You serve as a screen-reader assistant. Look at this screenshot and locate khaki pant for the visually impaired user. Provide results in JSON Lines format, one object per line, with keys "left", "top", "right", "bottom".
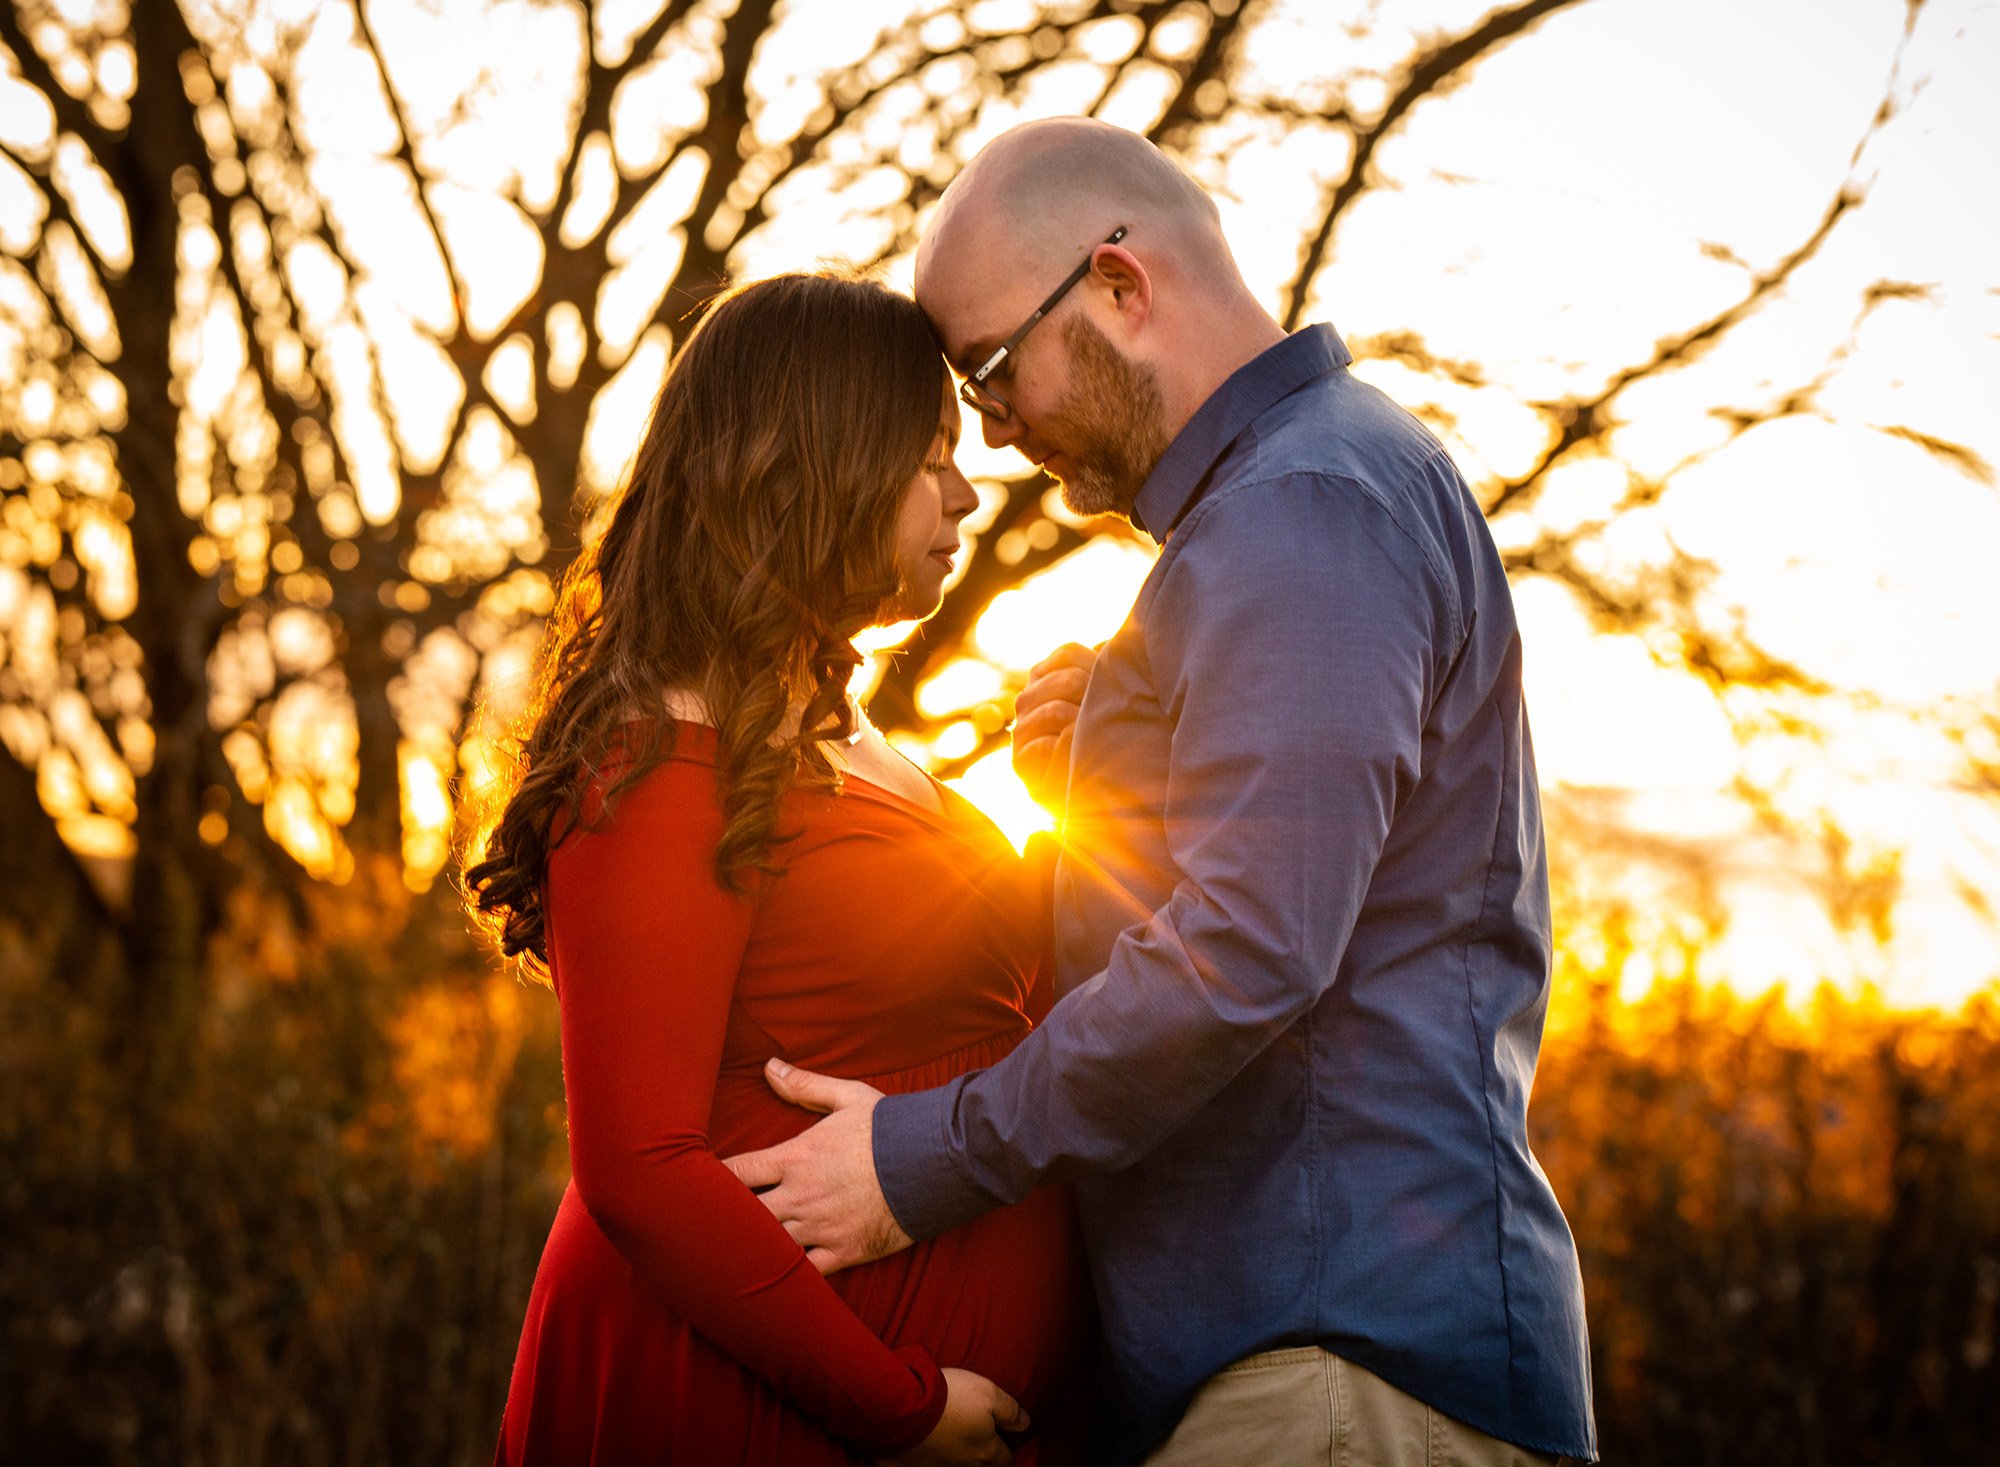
{"left": 1142, "top": 1347, "right": 1562, "bottom": 1467}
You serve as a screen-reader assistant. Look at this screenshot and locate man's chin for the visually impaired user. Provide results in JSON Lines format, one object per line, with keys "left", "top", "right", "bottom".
{"left": 1053, "top": 467, "right": 1137, "bottom": 521}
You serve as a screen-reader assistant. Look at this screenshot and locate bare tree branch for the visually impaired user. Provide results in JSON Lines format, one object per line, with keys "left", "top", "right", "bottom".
{"left": 1479, "top": 0, "right": 1930, "bottom": 522}
{"left": 0, "top": 16, "right": 112, "bottom": 152}
{"left": 1147, "top": 1, "right": 1254, "bottom": 145}
{"left": 0, "top": 135, "right": 122, "bottom": 287}
{"left": 350, "top": 0, "right": 472, "bottom": 334}
{"left": 537, "top": 0, "right": 703, "bottom": 243}
{"left": 1281, "top": 0, "right": 1593, "bottom": 332}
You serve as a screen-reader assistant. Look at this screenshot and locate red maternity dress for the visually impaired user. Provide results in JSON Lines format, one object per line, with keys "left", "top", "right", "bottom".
{"left": 494, "top": 722, "right": 1095, "bottom": 1464}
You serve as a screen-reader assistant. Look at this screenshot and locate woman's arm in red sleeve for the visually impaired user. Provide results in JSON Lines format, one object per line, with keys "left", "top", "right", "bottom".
{"left": 547, "top": 757, "right": 946, "bottom": 1455}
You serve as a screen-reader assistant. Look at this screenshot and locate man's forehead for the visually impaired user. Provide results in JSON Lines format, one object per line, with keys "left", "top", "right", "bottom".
{"left": 917, "top": 206, "right": 1048, "bottom": 363}
{"left": 923, "top": 276, "right": 1022, "bottom": 370}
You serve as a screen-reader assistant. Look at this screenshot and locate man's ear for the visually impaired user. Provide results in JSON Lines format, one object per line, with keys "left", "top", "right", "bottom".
{"left": 1091, "top": 244, "right": 1151, "bottom": 332}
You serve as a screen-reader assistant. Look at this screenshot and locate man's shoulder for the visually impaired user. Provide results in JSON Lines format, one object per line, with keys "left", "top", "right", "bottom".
{"left": 1189, "top": 371, "right": 1468, "bottom": 566}
{"left": 1240, "top": 366, "right": 1449, "bottom": 494}
{"left": 1161, "top": 376, "right": 1474, "bottom": 633}
{"left": 1146, "top": 456, "right": 1450, "bottom": 624}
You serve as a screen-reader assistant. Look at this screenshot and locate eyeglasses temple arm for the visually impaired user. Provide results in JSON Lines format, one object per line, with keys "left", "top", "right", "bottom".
{"left": 966, "top": 226, "right": 1130, "bottom": 387}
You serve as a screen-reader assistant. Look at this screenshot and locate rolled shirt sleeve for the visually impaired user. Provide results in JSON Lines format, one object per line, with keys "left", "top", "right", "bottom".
{"left": 875, "top": 467, "right": 1461, "bottom": 1238}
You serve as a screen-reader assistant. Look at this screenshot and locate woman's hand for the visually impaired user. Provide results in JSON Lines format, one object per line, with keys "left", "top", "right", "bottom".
{"left": 1013, "top": 643, "right": 1097, "bottom": 811}
{"left": 879, "top": 1368, "right": 1029, "bottom": 1466}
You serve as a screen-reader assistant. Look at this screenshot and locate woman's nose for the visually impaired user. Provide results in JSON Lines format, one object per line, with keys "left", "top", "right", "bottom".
{"left": 946, "top": 466, "right": 979, "bottom": 518}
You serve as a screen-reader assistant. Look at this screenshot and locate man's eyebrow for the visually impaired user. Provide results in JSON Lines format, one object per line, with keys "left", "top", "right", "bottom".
{"left": 955, "top": 337, "right": 1002, "bottom": 375}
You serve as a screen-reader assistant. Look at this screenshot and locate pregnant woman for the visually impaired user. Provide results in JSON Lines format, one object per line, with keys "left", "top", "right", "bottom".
{"left": 466, "top": 273, "right": 1094, "bottom": 1464}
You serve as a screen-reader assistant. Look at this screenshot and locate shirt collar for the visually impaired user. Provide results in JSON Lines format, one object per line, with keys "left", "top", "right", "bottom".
{"left": 1130, "top": 323, "right": 1352, "bottom": 543}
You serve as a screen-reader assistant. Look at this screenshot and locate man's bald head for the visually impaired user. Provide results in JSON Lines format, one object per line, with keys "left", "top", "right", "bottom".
{"left": 915, "top": 118, "right": 1237, "bottom": 349}
{"left": 915, "top": 118, "right": 1284, "bottom": 508}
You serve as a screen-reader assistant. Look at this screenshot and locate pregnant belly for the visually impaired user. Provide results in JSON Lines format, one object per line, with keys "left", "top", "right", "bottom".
{"left": 709, "top": 1034, "right": 1097, "bottom": 1428}
{"left": 834, "top": 1179, "right": 1094, "bottom": 1424}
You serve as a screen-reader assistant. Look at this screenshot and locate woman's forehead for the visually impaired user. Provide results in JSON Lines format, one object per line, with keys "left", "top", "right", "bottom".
{"left": 936, "top": 380, "right": 960, "bottom": 444}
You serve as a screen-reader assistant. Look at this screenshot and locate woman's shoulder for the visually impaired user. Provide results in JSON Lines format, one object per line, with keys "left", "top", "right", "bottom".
{"left": 543, "top": 721, "right": 750, "bottom": 934}
{"left": 568, "top": 718, "right": 724, "bottom": 834}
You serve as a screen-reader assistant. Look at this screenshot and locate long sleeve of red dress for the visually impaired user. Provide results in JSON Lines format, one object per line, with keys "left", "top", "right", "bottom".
{"left": 546, "top": 760, "right": 948, "bottom": 1456}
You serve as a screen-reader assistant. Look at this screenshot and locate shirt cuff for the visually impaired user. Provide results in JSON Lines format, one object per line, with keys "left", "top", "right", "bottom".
{"left": 873, "top": 1078, "right": 999, "bottom": 1242}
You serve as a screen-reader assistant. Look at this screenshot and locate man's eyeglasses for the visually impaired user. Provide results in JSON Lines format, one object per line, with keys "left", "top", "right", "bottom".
{"left": 958, "top": 226, "right": 1128, "bottom": 422}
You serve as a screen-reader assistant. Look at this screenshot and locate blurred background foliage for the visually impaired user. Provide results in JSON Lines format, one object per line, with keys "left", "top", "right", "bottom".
{"left": 9, "top": 868, "right": 2000, "bottom": 1462}
{"left": 1, "top": 0, "right": 1997, "bottom": 1460}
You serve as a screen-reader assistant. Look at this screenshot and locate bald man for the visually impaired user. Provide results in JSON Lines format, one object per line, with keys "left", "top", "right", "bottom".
{"left": 729, "top": 119, "right": 1596, "bottom": 1467}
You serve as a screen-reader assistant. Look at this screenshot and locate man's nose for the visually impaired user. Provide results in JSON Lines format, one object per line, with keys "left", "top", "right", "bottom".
{"left": 979, "top": 404, "right": 1023, "bottom": 451}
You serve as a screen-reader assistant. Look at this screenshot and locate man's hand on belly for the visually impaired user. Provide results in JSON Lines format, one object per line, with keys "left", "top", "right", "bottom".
{"left": 722, "top": 1059, "right": 915, "bottom": 1275}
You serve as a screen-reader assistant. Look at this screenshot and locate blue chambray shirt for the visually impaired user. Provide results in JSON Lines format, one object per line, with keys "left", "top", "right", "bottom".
{"left": 873, "top": 324, "right": 1596, "bottom": 1464}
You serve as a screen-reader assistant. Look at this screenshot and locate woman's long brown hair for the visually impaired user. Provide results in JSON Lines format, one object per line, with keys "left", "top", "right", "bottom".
{"left": 463, "top": 272, "right": 948, "bottom": 971}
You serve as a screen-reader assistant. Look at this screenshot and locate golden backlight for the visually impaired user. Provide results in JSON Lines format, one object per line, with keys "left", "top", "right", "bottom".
{"left": 1, "top": 0, "right": 1994, "bottom": 1013}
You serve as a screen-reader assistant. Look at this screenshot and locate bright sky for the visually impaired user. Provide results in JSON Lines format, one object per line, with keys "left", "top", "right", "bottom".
{"left": 929, "top": 0, "right": 2000, "bottom": 1006}
{"left": 1336, "top": 0, "right": 2000, "bottom": 1007}
{"left": 11, "top": 0, "right": 1996, "bottom": 1007}
{"left": 271, "top": 0, "right": 2000, "bottom": 1008}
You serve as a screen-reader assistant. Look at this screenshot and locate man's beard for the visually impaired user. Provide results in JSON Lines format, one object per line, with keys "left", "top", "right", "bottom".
{"left": 1043, "top": 314, "right": 1173, "bottom": 519}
